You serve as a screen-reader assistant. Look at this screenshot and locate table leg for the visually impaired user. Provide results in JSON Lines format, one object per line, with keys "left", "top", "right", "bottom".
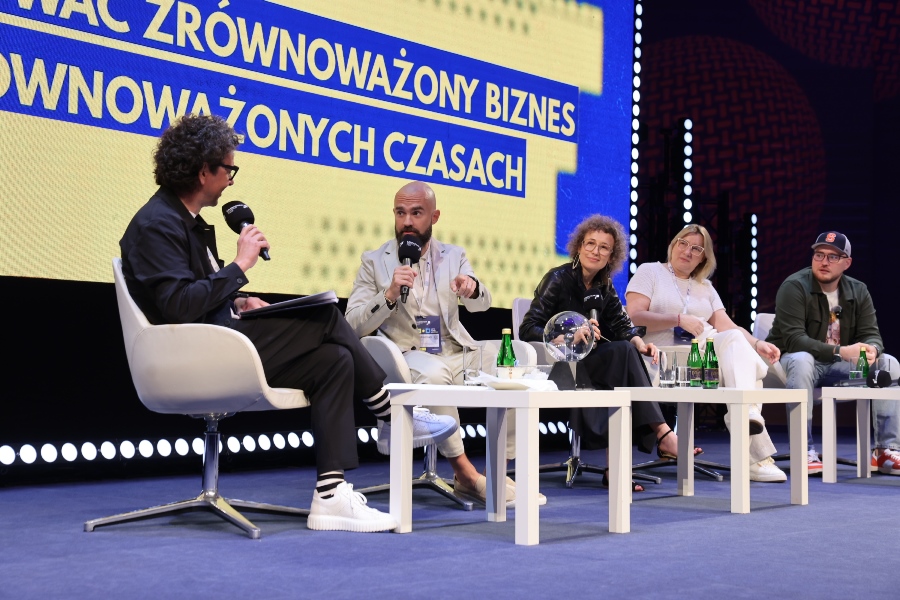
{"left": 515, "top": 406, "right": 539, "bottom": 546}
{"left": 856, "top": 399, "right": 871, "bottom": 479}
{"left": 822, "top": 395, "right": 837, "bottom": 483}
{"left": 486, "top": 407, "right": 508, "bottom": 522}
{"left": 677, "top": 402, "right": 694, "bottom": 497}
{"left": 608, "top": 405, "right": 631, "bottom": 533}
{"left": 788, "top": 400, "right": 809, "bottom": 505}
{"left": 730, "top": 402, "right": 750, "bottom": 514}
{"left": 389, "top": 404, "right": 414, "bottom": 533}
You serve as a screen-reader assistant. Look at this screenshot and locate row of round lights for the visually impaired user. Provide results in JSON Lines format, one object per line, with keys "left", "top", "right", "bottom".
{"left": 629, "top": 1, "right": 643, "bottom": 275}
{"left": 0, "top": 421, "right": 571, "bottom": 466}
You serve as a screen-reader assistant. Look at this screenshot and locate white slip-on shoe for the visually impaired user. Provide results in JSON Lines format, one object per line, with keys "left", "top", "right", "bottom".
{"left": 749, "top": 456, "right": 787, "bottom": 482}
{"left": 307, "top": 482, "right": 398, "bottom": 532}
{"left": 376, "top": 407, "right": 458, "bottom": 455}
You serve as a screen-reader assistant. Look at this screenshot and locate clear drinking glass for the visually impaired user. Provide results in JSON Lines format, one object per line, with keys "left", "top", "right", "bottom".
{"left": 659, "top": 351, "right": 676, "bottom": 388}
{"left": 462, "top": 345, "right": 483, "bottom": 384}
{"left": 676, "top": 365, "right": 692, "bottom": 387}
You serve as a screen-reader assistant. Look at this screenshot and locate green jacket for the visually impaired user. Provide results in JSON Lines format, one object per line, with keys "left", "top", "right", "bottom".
{"left": 766, "top": 267, "right": 883, "bottom": 362}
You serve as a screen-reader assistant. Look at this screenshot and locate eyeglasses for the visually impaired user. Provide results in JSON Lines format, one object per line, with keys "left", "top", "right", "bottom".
{"left": 583, "top": 240, "right": 613, "bottom": 256}
{"left": 675, "top": 238, "right": 705, "bottom": 257}
{"left": 214, "top": 163, "right": 239, "bottom": 181}
{"left": 813, "top": 251, "right": 846, "bottom": 264}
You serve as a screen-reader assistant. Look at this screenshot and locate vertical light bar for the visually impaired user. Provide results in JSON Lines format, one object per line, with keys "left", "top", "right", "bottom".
{"left": 629, "top": 1, "right": 643, "bottom": 275}
{"left": 679, "top": 118, "right": 694, "bottom": 224}
{"left": 749, "top": 213, "right": 759, "bottom": 331}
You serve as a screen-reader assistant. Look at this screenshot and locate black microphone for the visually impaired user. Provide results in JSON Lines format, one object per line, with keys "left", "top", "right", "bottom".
{"left": 583, "top": 288, "right": 604, "bottom": 324}
{"left": 868, "top": 369, "right": 892, "bottom": 388}
{"left": 397, "top": 234, "right": 422, "bottom": 303}
{"left": 222, "top": 201, "right": 270, "bottom": 261}
{"left": 831, "top": 305, "right": 842, "bottom": 319}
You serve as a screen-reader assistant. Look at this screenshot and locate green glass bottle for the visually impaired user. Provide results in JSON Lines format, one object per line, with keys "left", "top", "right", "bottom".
{"left": 497, "top": 328, "right": 517, "bottom": 367}
{"left": 688, "top": 338, "right": 703, "bottom": 387}
{"left": 857, "top": 345, "right": 869, "bottom": 378}
{"left": 702, "top": 337, "right": 719, "bottom": 389}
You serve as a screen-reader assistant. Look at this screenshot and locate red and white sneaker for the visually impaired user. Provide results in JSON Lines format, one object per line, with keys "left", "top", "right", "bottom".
{"left": 808, "top": 449, "right": 823, "bottom": 475}
{"left": 871, "top": 452, "right": 879, "bottom": 473}
{"left": 874, "top": 449, "right": 900, "bottom": 476}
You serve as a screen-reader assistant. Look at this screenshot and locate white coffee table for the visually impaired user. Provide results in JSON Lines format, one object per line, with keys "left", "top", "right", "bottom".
{"left": 385, "top": 384, "right": 632, "bottom": 546}
{"left": 821, "top": 386, "right": 900, "bottom": 482}
{"left": 617, "top": 387, "right": 808, "bottom": 513}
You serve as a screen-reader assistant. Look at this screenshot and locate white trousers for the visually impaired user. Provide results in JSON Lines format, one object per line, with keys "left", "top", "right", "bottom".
{"left": 404, "top": 342, "right": 516, "bottom": 459}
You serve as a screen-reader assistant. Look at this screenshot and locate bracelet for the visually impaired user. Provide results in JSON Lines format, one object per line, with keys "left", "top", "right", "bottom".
{"left": 754, "top": 339, "right": 761, "bottom": 351}
{"left": 677, "top": 314, "right": 681, "bottom": 327}
{"left": 383, "top": 291, "right": 397, "bottom": 310}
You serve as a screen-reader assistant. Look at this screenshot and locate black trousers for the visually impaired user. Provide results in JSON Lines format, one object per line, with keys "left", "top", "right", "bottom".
{"left": 230, "top": 304, "right": 386, "bottom": 474}
{"left": 575, "top": 341, "right": 664, "bottom": 454}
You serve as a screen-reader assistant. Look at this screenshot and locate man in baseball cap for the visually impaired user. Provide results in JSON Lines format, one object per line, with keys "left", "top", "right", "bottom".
{"left": 767, "top": 231, "right": 900, "bottom": 475}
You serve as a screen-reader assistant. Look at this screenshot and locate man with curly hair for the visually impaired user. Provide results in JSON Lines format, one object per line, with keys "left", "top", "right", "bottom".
{"left": 119, "top": 115, "right": 456, "bottom": 532}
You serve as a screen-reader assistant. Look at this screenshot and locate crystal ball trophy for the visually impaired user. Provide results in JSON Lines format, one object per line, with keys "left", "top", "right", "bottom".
{"left": 543, "top": 311, "right": 594, "bottom": 389}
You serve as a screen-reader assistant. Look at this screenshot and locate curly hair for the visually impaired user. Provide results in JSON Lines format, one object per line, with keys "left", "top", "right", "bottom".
{"left": 666, "top": 224, "right": 717, "bottom": 281}
{"left": 565, "top": 214, "right": 628, "bottom": 280}
{"left": 153, "top": 114, "right": 241, "bottom": 195}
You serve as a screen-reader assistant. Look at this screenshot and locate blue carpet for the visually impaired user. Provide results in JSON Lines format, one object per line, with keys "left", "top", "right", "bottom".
{"left": 1, "top": 430, "right": 897, "bottom": 600}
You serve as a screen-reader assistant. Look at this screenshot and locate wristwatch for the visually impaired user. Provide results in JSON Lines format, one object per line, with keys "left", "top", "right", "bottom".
{"left": 383, "top": 291, "right": 397, "bottom": 310}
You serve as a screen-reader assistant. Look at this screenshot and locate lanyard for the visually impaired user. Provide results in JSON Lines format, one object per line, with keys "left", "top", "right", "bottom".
{"left": 667, "top": 262, "right": 692, "bottom": 315}
{"left": 410, "top": 245, "right": 435, "bottom": 316}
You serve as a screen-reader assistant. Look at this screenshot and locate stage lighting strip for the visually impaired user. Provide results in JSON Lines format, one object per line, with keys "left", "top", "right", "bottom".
{"left": 0, "top": 422, "right": 569, "bottom": 466}
{"left": 629, "top": 1, "right": 643, "bottom": 275}
{"left": 749, "top": 213, "right": 759, "bottom": 331}
{"left": 681, "top": 118, "right": 694, "bottom": 224}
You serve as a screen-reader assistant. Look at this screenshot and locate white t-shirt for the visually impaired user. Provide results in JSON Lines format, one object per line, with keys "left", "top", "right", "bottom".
{"left": 625, "top": 262, "right": 725, "bottom": 347}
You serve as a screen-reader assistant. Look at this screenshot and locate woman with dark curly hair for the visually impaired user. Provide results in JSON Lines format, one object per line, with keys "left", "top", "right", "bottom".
{"left": 520, "top": 215, "right": 697, "bottom": 478}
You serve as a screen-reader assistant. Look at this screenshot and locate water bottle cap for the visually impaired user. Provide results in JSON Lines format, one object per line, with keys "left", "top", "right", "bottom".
{"left": 691, "top": 338, "right": 699, "bottom": 343}
{"left": 707, "top": 337, "right": 714, "bottom": 342}
{"left": 501, "top": 328, "right": 512, "bottom": 334}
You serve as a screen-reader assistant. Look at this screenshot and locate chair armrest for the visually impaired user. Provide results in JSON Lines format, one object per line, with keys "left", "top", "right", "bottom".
{"left": 361, "top": 336, "right": 412, "bottom": 384}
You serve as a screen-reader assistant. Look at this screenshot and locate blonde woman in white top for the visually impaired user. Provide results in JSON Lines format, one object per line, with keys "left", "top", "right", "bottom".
{"left": 625, "top": 224, "right": 787, "bottom": 482}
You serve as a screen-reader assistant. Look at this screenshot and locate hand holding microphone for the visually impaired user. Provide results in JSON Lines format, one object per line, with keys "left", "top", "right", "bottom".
{"left": 222, "top": 201, "right": 270, "bottom": 270}
{"left": 396, "top": 234, "right": 423, "bottom": 303}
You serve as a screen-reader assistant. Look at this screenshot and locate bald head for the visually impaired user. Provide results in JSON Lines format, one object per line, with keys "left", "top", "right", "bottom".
{"left": 393, "top": 181, "right": 440, "bottom": 245}
{"left": 394, "top": 181, "right": 436, "bottom": 211}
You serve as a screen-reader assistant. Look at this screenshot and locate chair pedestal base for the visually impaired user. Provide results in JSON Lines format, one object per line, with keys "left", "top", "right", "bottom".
{"left": 84, "top": 420, "right": 309, "bottom": 539}
{"left": 83, "top": 492, "right": 310, "bottom": 539}
{"left": 356, "top": 444, "right": 475, "bottom": 511}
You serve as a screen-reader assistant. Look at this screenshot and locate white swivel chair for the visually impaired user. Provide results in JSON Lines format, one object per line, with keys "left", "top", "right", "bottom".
{"left": 84, "top": 259, "right": 311, "bottom": 539}
{"left": 355, "top": 334, "right": 535, "bottom": 508}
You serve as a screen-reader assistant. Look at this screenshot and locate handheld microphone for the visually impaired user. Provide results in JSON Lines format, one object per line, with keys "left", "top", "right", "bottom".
{"left": 397, "top": 234, "right": 423, "bottom": 303}
{"left": 867, "top": 369, "right": 892, "bottom": 388}
{"left": 222, "top": 201, "right": 270, "bottom": 261}
{"left": 583, "top": 288, "right": 604, "bottom": 324}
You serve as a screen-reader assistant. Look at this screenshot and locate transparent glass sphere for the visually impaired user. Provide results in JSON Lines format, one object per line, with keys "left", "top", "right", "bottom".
{"left": 543, "top": 311, "right": 594, "bottom": 362}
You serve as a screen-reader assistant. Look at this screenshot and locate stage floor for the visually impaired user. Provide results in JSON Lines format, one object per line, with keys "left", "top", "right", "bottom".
{"left": 1, "top": 429, "right": 897, "bottom": 599}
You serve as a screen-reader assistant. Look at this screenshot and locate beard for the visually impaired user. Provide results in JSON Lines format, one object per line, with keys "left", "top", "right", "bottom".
{"left": 396, "top": 224, "right": 433, "bottom": 247}
{"left": 813, "top": 270, "right": 842, "bottom": 286}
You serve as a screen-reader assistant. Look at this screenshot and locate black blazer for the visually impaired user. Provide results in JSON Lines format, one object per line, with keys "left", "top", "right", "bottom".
{"left": 520, "top": 263, "right": 645, "bottom": 344}
{"left": 119, "top": 187, "right": 247, "bottom": 325}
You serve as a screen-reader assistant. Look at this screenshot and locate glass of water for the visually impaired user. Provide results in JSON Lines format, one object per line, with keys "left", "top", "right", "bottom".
{"left": 676, "top": 365, "right": 692, "bottom": 387}
{"left": 659, "top": 351, "right": 676, "bottom": 388}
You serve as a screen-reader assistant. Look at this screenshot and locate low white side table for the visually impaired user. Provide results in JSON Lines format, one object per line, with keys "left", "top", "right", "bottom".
{"left": 821, "top": 386, "right": 900, "bottom": 483}
{"left": 617, "top": 387, "right": 808, "bottom": 513}
{"left": 386, "top": 384, "right": 632, "bottom": 546}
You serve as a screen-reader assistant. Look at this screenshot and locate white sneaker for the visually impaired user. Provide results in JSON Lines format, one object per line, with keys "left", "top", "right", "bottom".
{"left": 748, "top": 407, "right": 765, "bottom": 435}
{"left": 307, "top": 482, "right": 398, "bottom": 532}
{"left": 749, "top": 456, "right": 787, "bottom": 482}
{"left": 375, "top": 407, "right": 458, "bottom": 455}
{"left": 808, "top": 448, "right": 823, "bottom": 475}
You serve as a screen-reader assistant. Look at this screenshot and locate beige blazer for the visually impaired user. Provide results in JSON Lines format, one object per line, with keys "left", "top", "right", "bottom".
{"left": 345, "top": 238, "right": 491, "bottom": 351}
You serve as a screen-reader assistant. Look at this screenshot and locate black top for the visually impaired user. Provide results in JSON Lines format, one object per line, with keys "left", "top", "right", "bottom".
{"left": 520, "top": 263, "right": 645, "bottom": 343}
{"left": 119, "top": 187, "right": 247, "bottom": 325}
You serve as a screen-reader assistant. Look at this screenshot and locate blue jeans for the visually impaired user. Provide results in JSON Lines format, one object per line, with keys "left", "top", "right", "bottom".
{"left": 780, "top": 352, "right": 900, "bottom": 451}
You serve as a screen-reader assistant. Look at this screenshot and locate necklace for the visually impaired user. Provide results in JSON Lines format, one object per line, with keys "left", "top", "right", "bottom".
{"left": 666, "top": 262, "right": 692, "bottom": 313}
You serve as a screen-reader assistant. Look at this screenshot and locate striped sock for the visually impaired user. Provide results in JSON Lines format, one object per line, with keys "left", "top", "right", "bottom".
{"left": 363, "top": 389, "right": 391, "bottom": 421}
{"left": 315, "top": 471, "right": 345, "bottom": 499}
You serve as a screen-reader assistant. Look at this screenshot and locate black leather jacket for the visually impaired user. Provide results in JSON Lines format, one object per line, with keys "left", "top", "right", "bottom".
{"left": 520, "top": 263, "right": 645, "bottom": 343}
